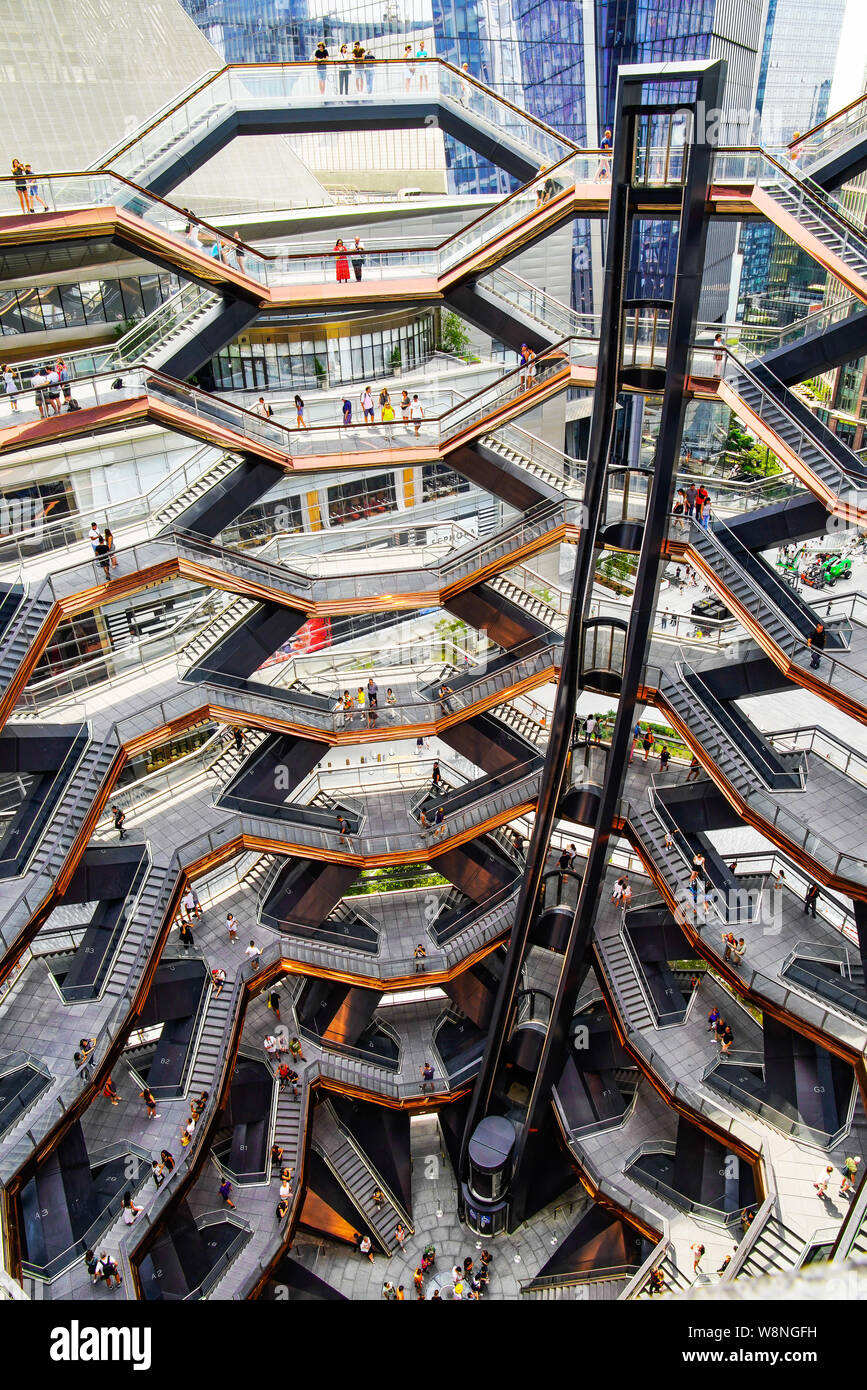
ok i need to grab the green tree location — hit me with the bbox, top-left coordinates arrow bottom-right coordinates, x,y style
440,311 -> 471,357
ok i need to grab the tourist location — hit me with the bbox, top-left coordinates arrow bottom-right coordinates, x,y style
112,805 -> 127,840
245,939 -> 261,970
3,364 -> 19,412
313,40 -> 329,94
351,237 -> 365,281
409,393 -> 424,436
814,1165 -> 834,1197
226,912 -> 239,942
219,1177 -> 236,1209
400,389 -> 411,422
12,159 -> 31,212
28,166 -> 48,211
807,621 -> 825,670
140,1086 -> 159,1119
403,44 -> 416,91
32,366 -> 49,418
840,1156 -> 860,1196
595,128 -> 612,183
121,1192 -> 142,1226
353,41 -> 366,92
361,385 -> 374,423
803,882 -> 820,917
334,238 -> 350,283
294,393 -> 307,428
338,44 -> 351,96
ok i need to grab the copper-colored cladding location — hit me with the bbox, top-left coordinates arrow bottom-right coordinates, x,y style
716,382 -> 867,527
750,184 -> 867,304
0,181 -> 805,326
643,675 -> 867,901
0,538 -> 569,732
298,1190 -> 363,1246
0,361 -> 574,473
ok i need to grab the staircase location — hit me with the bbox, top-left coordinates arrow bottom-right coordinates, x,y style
736,1212 -> 804,1279
313,1100 -> 412,1254
270,1078 -> 308,1183
29,737 -> 117,879
488,575 -> 563,632
480,432 -> 568,495
205,728 -> 268,785
438,500 -> 565,585
689,520 -> 846,660
594,931 -> 654,1032
0,589 -> 54,699
102,858 -> 175,1000
154,451 -> 243,531
760,177 -> 867,287
522,1275 -> 629,1299
179,596 -> 257,670
103,284 -> 224,374
490,700 -> 548,746
185,988 -> 236,1097
657,667 -> 800,794
727,360 -> 867,499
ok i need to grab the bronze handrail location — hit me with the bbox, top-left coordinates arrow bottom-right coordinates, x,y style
787,89 -> 867,148
97,57 -> 581,170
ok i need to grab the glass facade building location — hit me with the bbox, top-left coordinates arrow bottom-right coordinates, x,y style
740,0 -> 847,323
176,0 -> 768,321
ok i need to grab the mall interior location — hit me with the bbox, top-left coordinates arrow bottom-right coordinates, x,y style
1,0 -> 867,1303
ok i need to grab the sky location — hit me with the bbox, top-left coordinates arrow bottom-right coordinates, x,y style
830,0 -> 867,109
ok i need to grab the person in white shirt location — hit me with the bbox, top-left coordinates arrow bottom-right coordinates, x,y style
252,396 -> 273,419
89,522 -> 101,552
409,393 -> 424,436
32,368 -> 49,419
245,939 -> 261,969
226,912 -> 238,942
264,1035 -> 278,1059
3,366 -> 19,413
46,367 -> 61,415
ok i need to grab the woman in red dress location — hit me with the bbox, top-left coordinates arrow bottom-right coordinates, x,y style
334,239 -> 350,283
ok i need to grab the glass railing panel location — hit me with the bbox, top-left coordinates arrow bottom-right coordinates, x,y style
793,99 -> 867,171
437,156 -> 580,275
0,171 -> 270,285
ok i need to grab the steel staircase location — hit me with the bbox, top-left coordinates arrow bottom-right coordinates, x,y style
154,451 -> 244,531
736,1212 -> 804,1279
0,589 -> 54,696
312,1099 -> 412,1253
488,574 -> 563,632
760,176 -> 867,286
